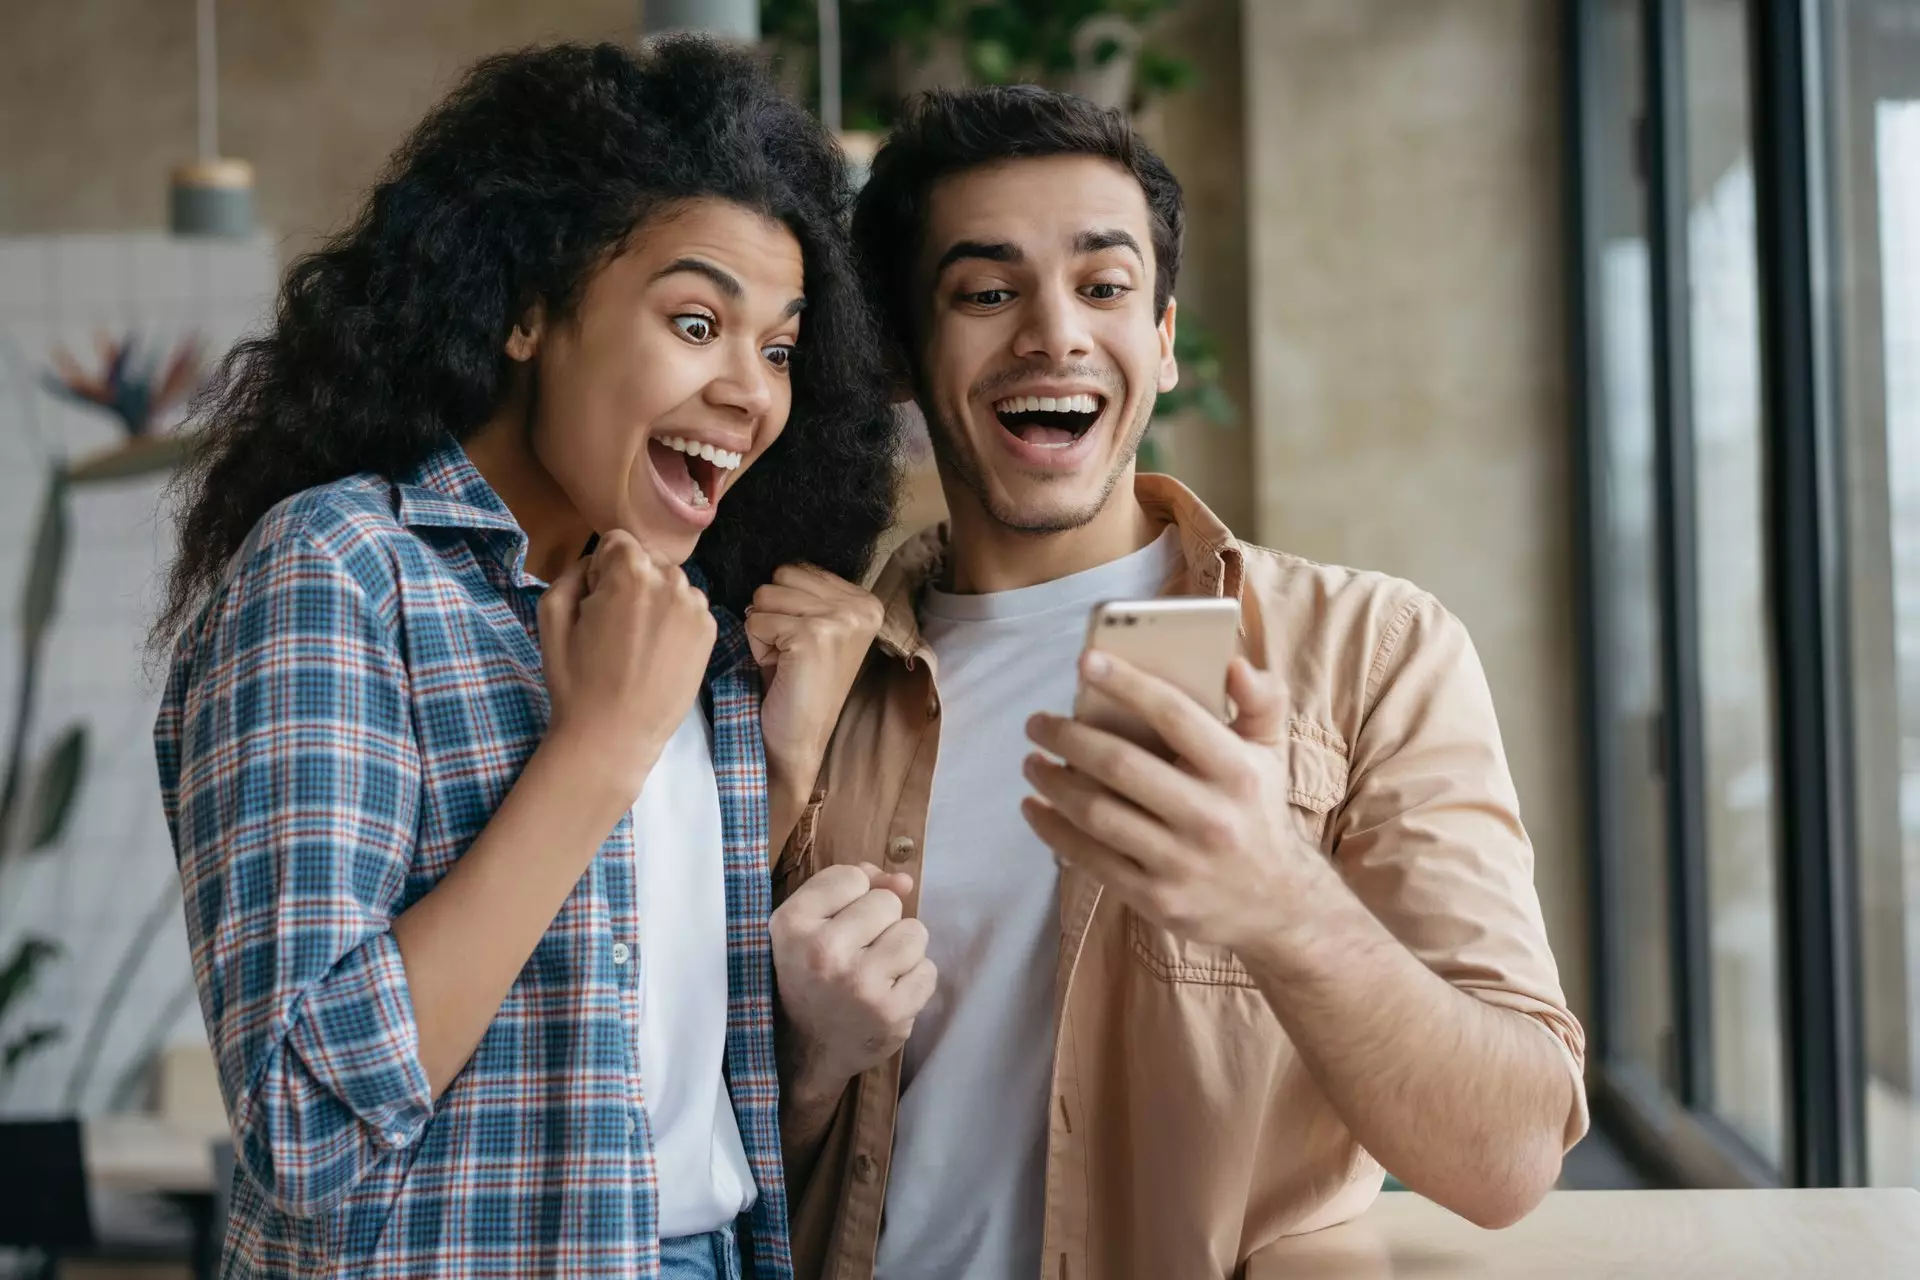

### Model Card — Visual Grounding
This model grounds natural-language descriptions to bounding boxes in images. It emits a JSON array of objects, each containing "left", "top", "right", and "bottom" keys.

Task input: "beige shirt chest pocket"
[{"left": 1128, "top": 719, "right": 1351, "bottom": 987}]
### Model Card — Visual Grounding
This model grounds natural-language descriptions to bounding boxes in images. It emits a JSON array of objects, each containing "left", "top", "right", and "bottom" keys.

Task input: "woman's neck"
[{"left": 463, "top": 404, "right": 591, "bottom": 585}]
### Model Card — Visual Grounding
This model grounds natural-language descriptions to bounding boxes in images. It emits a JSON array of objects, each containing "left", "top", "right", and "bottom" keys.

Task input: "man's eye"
[
  {"left": 672, "top": 314, "right": 716, "bottom": 343},
  {"left": 1086, "top": 283, "right": 1129, "bottom": 301},
  {"left": 763, "top": 343, "right": 795, "bottom": 370},
  {"left": 965, "top": 289, "right": 1012, "bottom": 307}
]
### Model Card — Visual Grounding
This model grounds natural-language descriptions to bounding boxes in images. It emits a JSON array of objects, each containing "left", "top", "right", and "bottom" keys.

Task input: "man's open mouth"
[
  {"left": 993, "top": 393, "right": 1105, "bottom": 449},
  {"left": 647, "top": 434, "right": 743, "bottom": 511}
]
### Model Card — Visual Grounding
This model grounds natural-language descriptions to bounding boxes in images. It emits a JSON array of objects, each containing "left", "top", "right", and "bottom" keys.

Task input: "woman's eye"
[
  {"left": 672, "top": 314, "right": 716, "bottom": 343},
  {"left": 965, "top": 289, "right": 1012, "bottom": 307},
  {"left": 763, "top": 343, "right": 795, "bottom": 370}
]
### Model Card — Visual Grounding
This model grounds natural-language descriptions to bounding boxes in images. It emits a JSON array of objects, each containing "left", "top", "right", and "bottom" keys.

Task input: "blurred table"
[
  {"left": 83, "top": 1114, "right": 218, "bottom": 1196},
  {"left": 1249, "top": 1189, "right": 1920, "bottom": 1278}
]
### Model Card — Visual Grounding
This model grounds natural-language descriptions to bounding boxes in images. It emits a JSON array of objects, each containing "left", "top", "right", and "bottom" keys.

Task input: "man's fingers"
[
  {"left": 1025, "top": 713, "right": 1215, "bottom": 833},
  {"left": 770, "top": 563, "right": 851, "bottom": 593},
  {"left": 1226, "top": 657, "right": 1286, "bottom": 745},
  {"left": 783, "top": 862, "right": 880, "bottom": 922},
  {"left": 1078, "top": 651, "right": 1246, "bottom": 775},
  {"left": 1022, "top": 755, "right": 1187, "bottom": 872},
  {"left": 866, "top": 917, "right": 930, "bottom": 980},
  {"left": 1021, "top": 799, "right": 1176, "bottom": 931},
  {"left": 870, "top": 870, "right": 914, "bottom": 899},
  {"left": 749, "top": 584, "right": 848, "bottom": 618},
  {"left": 819, "top": 884, "right": 906, "bottom": 949},
  {"left": 745, "top": 609, "right": 808, "bottom": 669},
  {"left": 888, "top": 957, "right": 939, "bottom": 1019},
  {"left": 1020, "top": 797, "right": 1151, "bottom": 883}
]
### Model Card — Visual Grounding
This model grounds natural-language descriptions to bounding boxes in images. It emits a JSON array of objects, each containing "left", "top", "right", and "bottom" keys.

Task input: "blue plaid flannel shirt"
[{"left": 153, "top": 439, "right": 793, "bottom": 1278}]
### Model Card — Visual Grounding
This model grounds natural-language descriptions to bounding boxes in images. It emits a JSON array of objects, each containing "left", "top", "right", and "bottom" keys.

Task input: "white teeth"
[
  {"left": 992, "top": 393, "right": 1102, "bottom": 415},
  {"left": 659, "top": 436, "right": 742, "bottom": 470}
]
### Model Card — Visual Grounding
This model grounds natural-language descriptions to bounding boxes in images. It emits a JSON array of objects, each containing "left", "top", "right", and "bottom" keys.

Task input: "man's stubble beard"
[{"left": 921, "top": 391, "right": 1154, "bottom": 537}]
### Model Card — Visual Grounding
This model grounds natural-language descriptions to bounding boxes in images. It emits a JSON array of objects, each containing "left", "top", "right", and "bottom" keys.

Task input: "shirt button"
[
  {"left": 853, "top": 1152, "right": 877, "bottom": 1183},
  {"left": 925, "top": 691, "right": 940, "bottom": 721},
  {"left": 627, "top": 1114, "right": 638, "bottom": 1136},
  {"left": 611, "top": 942, "right": 631, "bottom": 966},
  {"left": 886, "top": 836, "right": 916, "bottom": 866}
]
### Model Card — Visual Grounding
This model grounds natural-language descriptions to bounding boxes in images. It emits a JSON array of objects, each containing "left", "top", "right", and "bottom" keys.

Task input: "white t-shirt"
[
  {"left": 631, "top": 704, "right": 756, "bottom": 1240},
  {"left": 874, "top": 529, "right": 1183, "bottom": 1280}
]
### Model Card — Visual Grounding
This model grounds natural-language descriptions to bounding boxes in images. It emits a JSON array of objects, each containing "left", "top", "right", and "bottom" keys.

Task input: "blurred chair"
[{"left": 0, "top": 1119, "right": 198, "bottom": 1280}]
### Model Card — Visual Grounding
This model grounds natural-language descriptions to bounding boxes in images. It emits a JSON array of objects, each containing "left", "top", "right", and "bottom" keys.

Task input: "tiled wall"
[{"left": 0, "top": 232, "right": 277, "bottom": 1116}]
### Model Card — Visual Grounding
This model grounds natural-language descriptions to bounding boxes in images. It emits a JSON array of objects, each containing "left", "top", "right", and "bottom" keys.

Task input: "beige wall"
[
  {"left": 0, "top": 0, "right": 636, "bottom": 258},
  {"left": 1242, "top": 0, "right": 1589, "bottom": 1022},
  {"left": 1132, "top": 0, "right": 1256, "bottom": 535}
]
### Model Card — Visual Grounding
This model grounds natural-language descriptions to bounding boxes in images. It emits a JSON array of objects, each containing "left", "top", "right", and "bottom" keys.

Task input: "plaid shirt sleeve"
[{"left": 171, "top": 525, "right": 434, "bottom": 1218}]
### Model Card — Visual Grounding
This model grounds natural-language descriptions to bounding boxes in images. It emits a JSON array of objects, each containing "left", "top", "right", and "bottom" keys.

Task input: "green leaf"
[
  {"left": 19, "top": 467, "right": 69, "bottom": 647},
  {"left": 26, "top": 725, "right": 87, "bottom": 850},
  {"left": 1136, "top": 435, "right": 1164, "bottom": 473},
  {"left": 0, "top": 935, "right": 61, "bottom": 1021},
  {"left": 2, "top": 1024, "right": 63, "bottom": 1077},
  {"left": 1198, "top": 384, "right": 1236, "bottom": 426},
  {"left": 968, "top": 38, "right": 1016, "bottom": 84}
]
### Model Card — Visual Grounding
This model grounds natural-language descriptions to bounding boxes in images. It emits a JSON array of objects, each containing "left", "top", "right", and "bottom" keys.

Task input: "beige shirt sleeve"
[{"left": 1331, "top": 590, "right": 1590, "bottom": 1149}]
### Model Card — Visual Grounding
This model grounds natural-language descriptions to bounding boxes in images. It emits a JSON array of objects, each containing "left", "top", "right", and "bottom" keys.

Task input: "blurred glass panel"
[
  {"left": 1683, "top": 0, "right": 1785, "bottom": 1167},
  {"left": 1832, "top": 0, "right": 1920, "bottom": 1192},
  {"left": 1593, "top": 0, "right": 1678, "bottom": 1090}
]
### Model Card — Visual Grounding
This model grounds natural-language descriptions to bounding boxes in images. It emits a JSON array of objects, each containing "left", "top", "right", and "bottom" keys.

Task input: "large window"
[
  {"left": 1570, "top": 0, "right": 1913, "bottom": 1188},
  {"left": 1832, "top": 0, "right": 1920, "bottom": 1190}
]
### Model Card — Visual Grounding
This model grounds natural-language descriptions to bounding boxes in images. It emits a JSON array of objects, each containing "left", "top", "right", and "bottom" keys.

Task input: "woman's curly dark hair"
[{"left": 155, "top": 36, "right": 898, "bottom": 642}]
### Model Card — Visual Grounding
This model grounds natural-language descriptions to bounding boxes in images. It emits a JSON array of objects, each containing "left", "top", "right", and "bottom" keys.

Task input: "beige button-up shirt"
[{"left": 776, "top": 475, "right": 1588, "bottom": 1280}]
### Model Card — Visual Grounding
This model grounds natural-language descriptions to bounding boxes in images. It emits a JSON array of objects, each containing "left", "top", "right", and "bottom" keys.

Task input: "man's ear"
[
  {"left": 1156, "top": 296, "right": 1180, "bottom": 395},
  {"left": 505, "top": 301, "right": 547, "bottom": 362}
]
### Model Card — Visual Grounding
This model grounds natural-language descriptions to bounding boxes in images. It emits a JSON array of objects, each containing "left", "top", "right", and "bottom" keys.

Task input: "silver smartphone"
[{"left": 1071, "top": 597, "right": 1241, "bottom": 755}]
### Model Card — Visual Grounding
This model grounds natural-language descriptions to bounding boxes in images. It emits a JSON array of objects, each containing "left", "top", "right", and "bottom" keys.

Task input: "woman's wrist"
[{"left": 533, "top": 722, "right": 659, "bottom": 826}]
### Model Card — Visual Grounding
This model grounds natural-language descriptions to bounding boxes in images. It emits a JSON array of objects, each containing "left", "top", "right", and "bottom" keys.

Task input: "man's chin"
[{"left": 979, "top": 474, "right": 1116, "bottom": 535}]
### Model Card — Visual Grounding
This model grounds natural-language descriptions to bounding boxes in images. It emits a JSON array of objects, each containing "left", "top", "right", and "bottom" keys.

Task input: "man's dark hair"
[
  {"left": 156, "top": 37, "right": 897, "bottom": 637},
  {"left": 851, "top": 84, "right": 1185, "bottom": 374}
]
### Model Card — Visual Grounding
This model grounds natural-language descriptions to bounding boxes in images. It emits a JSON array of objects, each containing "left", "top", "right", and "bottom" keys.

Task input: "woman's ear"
[{"left": 505, "top": 302, "right": 546, "bottom": 362}]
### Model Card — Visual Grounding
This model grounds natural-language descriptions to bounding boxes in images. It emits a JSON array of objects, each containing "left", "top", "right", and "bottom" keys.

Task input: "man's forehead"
[{"left": 922, "top": 156, "right": 1153, "bottom": 259}]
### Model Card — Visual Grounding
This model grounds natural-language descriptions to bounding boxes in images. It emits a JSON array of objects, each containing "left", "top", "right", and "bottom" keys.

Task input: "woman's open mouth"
[{"left": 646, "top": 433, "right": 744, "bottom": 527}]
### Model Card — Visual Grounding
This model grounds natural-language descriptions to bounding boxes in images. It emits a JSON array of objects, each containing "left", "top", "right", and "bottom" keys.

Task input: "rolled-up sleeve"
[
  {"left": 168, "top": 528, "right": 432, "bottom": 1215},
  {"left": 1332, "top": 590, "right": 1589, "bottom": 1149}
]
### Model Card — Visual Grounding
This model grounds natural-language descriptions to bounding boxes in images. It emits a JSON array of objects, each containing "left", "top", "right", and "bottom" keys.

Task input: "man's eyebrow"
[
  {"left": 1076, "top": 228, "right": 1145, "bottom": 264},
  {"left": 934, "top": 240, "right": 1024, "bottom": 276}
]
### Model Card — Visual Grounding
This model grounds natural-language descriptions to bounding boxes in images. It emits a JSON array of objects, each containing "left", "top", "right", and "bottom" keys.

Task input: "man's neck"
[{"left": 939, "top": 469, "right": 1162, "bottom": 595}]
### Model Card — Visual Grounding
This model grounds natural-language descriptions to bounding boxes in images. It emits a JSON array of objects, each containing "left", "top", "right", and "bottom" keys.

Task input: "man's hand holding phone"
[{"left": 1022, "top": 646, "right": 1347, "bottom": 958}]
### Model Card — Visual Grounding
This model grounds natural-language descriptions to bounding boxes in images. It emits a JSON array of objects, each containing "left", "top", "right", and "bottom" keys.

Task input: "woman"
[{"left": 152, "top": 38, "right": 895, "bottom": 1280}]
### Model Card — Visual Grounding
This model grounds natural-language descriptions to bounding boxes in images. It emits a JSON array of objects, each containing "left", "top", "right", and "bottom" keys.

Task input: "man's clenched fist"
[{"left": 771, "top": 862, "right": 938, "bottom": 1105}]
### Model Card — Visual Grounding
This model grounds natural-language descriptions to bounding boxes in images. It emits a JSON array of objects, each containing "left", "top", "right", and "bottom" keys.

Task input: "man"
[{"left": 759, "top": 85, "right": 1587, "bottom": 1280}]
